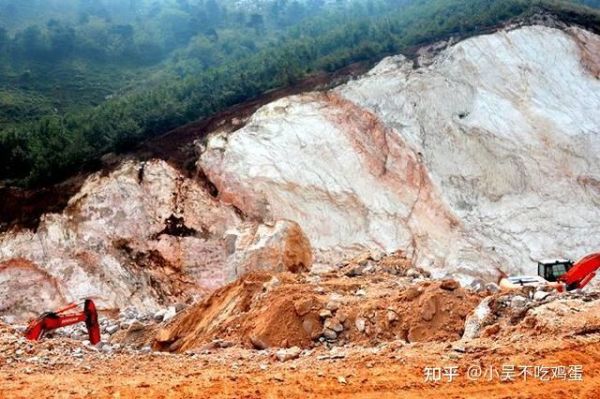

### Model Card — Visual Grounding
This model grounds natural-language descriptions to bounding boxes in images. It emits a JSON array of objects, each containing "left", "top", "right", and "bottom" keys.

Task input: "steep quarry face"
[
  {"left": 200, "top": 93, "right": 465, "bottom": 272},
  {"left": 200, "top": 25, "right": 600, "bottom": 279},
  {"left": 0, "top": 160, "right": 311, "bottom": 320},
  {"left": 1, "top": 24, "right": 598, "bottom": 320}
]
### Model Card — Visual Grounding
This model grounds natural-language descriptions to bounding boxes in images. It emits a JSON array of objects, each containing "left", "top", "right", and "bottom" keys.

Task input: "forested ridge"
[{"left": 1, "top": 0, "right": 599, "bottom": 187}]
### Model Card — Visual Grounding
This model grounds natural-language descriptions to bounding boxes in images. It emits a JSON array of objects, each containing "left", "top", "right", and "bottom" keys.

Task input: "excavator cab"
[
  {"left": 502, "top": 252, "right": 600, "bottom": 292},
  {"left": 538, "top": 259, "right": 574, "bottom": 282}
]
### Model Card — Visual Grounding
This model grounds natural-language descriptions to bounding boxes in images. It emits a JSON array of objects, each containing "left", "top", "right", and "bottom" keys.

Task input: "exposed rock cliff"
[
  {"left": 200, "top": 25, "right": 600, "bottom": 279},
  {"left": 1, "top": 24, "right": 599, "bottom": 319},
  {"left": 0, "top": 160, "right": 311, "bottom": 320}
]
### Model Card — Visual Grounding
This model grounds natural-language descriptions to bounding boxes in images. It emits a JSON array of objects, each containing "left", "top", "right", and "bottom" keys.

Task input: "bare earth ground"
[
  {"left": 3, "top": 254, "right": 600, "bottom": 399},
  {"left": 1, "top": 334, "right": 600, "bottom": 399}
]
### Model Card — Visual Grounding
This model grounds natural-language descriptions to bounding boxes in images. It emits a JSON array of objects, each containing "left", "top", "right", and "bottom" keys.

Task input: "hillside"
[
  {"left": 2, "top": 17, "right": 599, "bottom": 317},
  {"left": 1, "top": 0, "right": 599, "bottom": 188},
  {"left": 1, "top": 2, "right": 600, "bottom": 398}
]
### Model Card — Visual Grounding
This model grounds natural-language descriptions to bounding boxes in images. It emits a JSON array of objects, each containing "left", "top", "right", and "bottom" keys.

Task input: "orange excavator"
[
  {"left": 24, "top": 299, "right": 101, "bottom": 345},
  {"left": 500, "top": 252, "right": 600, "bottom": 292}
]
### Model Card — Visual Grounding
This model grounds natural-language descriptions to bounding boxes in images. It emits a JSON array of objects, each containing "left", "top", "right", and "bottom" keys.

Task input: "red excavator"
[
  {"left": 500, "top": 252, "right": 600, "bottom": 292},
  {"left": 24, "top": 299, "right": 101, "bottom": 345}
]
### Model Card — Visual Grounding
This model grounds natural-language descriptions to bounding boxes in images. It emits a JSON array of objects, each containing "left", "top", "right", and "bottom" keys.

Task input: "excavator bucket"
[{"left": 84, "top": 299, "right": 101, "bottom": 345}]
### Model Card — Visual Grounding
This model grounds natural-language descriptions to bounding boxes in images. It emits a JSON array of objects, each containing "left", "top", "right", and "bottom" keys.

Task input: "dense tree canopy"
[{"left": 0, "top": 0, "right": 599, "bottom": 186}]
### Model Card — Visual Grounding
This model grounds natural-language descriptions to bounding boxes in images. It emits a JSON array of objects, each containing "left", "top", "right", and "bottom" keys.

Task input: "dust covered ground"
[
  {"left": 2, "top": 330, "right": 600, "bottom": 398},
  {"left": 2, "top": 253, "right": 600, "bottom": 398}
]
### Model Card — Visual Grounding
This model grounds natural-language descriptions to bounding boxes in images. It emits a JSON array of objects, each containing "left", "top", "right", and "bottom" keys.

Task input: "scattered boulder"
[
  {"left": 250, "top": 336, "right": 269, "bottom": 350},
  {"left": 485, "top": 283, "right": 500, "bottom": 293},
  {"left": 275, "top": 346, "right": 302, "bottom": 362},
  {"left": 163, "top": 307, "right": 177, "bottom": 322},
  {"left": 325, "top": 294, "right": 343, "bottom": 311},
  {"left": 462, "top": 297, "right": 493, "bottom": 340},
  {"left": 127, "top": 321, "right": 145, "bottom": 333},
  {"left": 511, "top": 296, "right": 528, "bottom": 309},
  {"left": 153, "top": 309, "right": 166, "bottom": 322},
  {"left": 324, "top": 319, "right": 344, "bottom": 333},
  {"left": 345, "top": 264, "right": 365, "bottom": 277},
  {"left": 534, "top": 290, "right": 551, "bottom": 301},
  {"left": 440, "top": 280, "right": 460, "bottom": 291},
  {"left": 101, "top": 343, "right": 113, "bottom": 353},
  {"left": 404, "top": 286, "right": 423, "bottom": 300},
  {"left": 106, "top": 325, "right": 119, "bottom": 335},
  {"left": 355, "top": 318, "right": 366, "bottom": 333},
  {"left": 323, "top": 329, "right": 338, "bottom": 341},
  {"left": 469, "top": 278, "right": 485, "bottom": 292}
]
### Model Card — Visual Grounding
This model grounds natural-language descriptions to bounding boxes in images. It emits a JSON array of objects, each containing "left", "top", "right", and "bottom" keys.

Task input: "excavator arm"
[
  {"left": 24, "top": 299, "right": 101, "bottom": 344},
  {"left": 559, "top": 252, "right": 600, "bottom": 291}
]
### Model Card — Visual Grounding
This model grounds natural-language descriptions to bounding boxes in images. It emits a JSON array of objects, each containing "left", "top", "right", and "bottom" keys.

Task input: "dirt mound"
[
  {"left": 332, "top": 279, "right": 480, "bottom": 344},
  {"left": 149, "top": 254, "right": 481, "bottom": 353},
  {"left": 246, "top": 294, "right": 322, "bottom": 350},
  {"left": 152, "top": 272, "right": 323, "bottom": 352},
  {"left": 465, "top": 290, "right": 600, "bottom": 340}
]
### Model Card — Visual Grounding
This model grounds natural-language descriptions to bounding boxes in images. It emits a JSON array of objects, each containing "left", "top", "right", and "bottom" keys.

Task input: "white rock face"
[
  {"left": 200, "top": 25, "right": 600, "bottom": 280},
  {"left": 200, "top": 93, "right": 465, "bottom": 273},
  {"left": 226, "top": 220, "right": 312, "bottom": 277},
  {"left": 0, "top": 160, "right": 312, "bottom": 320},
  {"left": 2, "top": 24, "right": 599, "bottom": 319}
]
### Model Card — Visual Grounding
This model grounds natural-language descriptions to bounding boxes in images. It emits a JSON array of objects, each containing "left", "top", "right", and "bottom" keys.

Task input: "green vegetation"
[{"left": 1, "top": 0, "right": 599, "bottom": 186}]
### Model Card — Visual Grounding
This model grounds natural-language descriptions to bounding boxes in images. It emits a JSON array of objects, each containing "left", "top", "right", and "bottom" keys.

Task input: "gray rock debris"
[
  {"left": 323, "top": 329, "right": 338, "bottom": 341},
  {"left": 485, "top": 283, "right": 500, "bottom": 293},
  {"left": 534, "top": 290, "right": 551, "bottom": 301},
  {"left": 275, "top": 346, "right": 302, "bottom": 362},
  {"left": 163, "top": 306, "right": 177, "bottom": 322},
  {"left": 106, "top": 325, "right": 119, "bottom": 335},
  {"left": 355, "top": 318, "right": 366, "bottom": 333},
  {"left": 462, "top": 297, "right": 493, "bottom": 340},
  {"left": 153, "top": 309, "right": 166, "bottom": 321},
  {"left": 324, "top": 319, "right": 344, "bottom": 333},
  {"left": 511, "top": 296, "right": 528, "bottom": 309}
]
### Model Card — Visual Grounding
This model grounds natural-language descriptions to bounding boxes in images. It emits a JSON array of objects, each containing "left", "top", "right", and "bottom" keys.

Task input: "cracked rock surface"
[
  {"left": 1, "top": 24, "right": 599, "bottom": 320},
  {"left": 200, "top": 25, "right": 600, "bottom": 281},
  {"left": 0, "top": 160, "right": 312, "bottom": 320}
]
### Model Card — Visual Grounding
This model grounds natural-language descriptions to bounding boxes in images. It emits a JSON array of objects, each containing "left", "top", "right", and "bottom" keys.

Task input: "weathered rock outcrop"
[
  {"left": 225, "top": 220, "right": 312, "bottom": 277},
  {"left": 1, "top": 24, "right": 599, "bottom": 319},
  {"left": 200, "top": 25, "right": 600, "bottom": 280},
  {"left": 0, "top": 160, "right": 311, "bottom": 320}
]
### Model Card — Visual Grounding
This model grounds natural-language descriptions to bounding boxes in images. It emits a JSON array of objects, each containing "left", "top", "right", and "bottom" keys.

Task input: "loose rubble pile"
[
  {"left": 463, "top": 286, "right": 600, "bottom": 340},
  {"left": 2, "top": 248, "right": 600, "bottom": 394},
  {"left": 0, "top": 302, "right": 191, "bottom": 362},
  {"left": 112, "top": 253, "right": 600, "bottom": 357},
  {"left": 124, "top": 252, "right": 484, "bottom": 352},
  {"left": 0, "top": 321, "right": 126, "bottom": 370}
]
